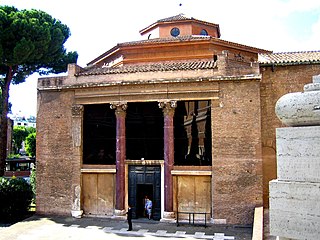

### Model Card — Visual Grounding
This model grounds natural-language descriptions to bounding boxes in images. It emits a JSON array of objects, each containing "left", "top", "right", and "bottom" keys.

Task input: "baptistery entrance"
[{"left": 128, "top": 165, "right": 161, "bottom": 220}]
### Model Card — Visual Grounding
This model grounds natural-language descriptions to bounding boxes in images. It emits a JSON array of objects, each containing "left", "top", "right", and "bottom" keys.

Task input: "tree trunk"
[{"left": 0, "top": 66, "right": 13, "bottom": 176}]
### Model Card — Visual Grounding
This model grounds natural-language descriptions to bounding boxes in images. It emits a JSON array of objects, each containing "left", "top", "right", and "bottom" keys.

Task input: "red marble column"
[
  {"left": 159, "top": 101, "right": 176, "bottom": 213},
  {"left": 111, "top": 103, "right": 127, "bottom": 212}
]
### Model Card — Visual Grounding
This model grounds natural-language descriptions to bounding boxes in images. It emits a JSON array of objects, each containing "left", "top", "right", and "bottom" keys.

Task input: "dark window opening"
[
  {"left": 200, "top": 29, "right": 208, "bottom": 36},
  {"left": 170, "top": 27, "right": 180, "bottom": 37},
  {"left": 174, "top": 100, "right": 212, "bottom": 166},
  {"left": 83, "top": 104, "right": 116, "bottom": 165},
  {"left": 126, "top": 102, "right": 164, "bottom": 160}
]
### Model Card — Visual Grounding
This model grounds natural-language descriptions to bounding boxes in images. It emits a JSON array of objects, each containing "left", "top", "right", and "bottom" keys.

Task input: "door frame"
[{"left": 125, "top": 160, "right": 164, "bottom": 219}]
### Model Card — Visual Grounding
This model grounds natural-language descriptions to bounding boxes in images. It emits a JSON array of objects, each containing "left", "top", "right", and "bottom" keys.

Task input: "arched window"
[{"left": 200, "top": 29, "right": 208, "bottom": 36}]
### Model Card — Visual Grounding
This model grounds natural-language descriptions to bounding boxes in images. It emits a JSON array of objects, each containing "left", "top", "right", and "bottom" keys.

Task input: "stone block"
[
  {"left": 276, "top": 126, "right": 320, "bottom": 182},
  {"left": 269, "top": 180, "right": 320, "bottom": 239},
  {"left": 313, "top": 74, "right": 320, "bottom": 83}
]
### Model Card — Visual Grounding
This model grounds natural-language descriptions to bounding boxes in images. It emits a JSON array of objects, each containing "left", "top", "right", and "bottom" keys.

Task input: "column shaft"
[
  {"left": 164, "top": 114, "right": 174, "bottom": 211},
  {"left": 111, "top": 103, "right": 127, "bottom": 211},
  {"left": 159, "top": 101, "right": 176, "bottom": 213}
]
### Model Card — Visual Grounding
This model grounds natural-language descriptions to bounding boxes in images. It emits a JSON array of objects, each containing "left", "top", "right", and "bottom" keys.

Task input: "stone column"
[
  {"left": 110, "top": 102, "right": 127, "bottom": 216},
  {"left": 71, "top": 104, "right": 84, "bottom": 218},
  {"left": 159, "top": 100, "right": 177, "bottom": 220}
]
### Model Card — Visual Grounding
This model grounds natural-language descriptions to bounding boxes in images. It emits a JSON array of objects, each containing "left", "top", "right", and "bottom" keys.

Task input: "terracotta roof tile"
[
  {"left": 157, "top": 13, "right": 219, "bottom": 27},
  {"left": 88, "top": 35, "right": 270, "bottom": 66},
  {"left": 119, "top": 35, "right": 210, "bottom": 46},
  {"left": 259, "top": 51, "right": 320, "bottom": 65},
  {"left": 140, "top": 14, "right": 220, "bottom": 34},
  {"left": 78, "top": 60, "right": 216, "bottom": 76},
  {"left": 118, "top": 35, "right": 269, "bottom": 53},
  {"left": 157, "top": 14, "right": 190, "bottom": 22}
]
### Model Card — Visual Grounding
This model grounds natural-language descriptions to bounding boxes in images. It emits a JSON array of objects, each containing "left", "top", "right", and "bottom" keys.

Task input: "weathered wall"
[
  {"left": 82, "top": 173, "right": 115, "bottom": 216},
  {"left": 260, "top": 64, "right": 320, "bottom": 207},
  {"left": 36, "top": 90, "right": 80, "bottom": 215},
  {"left": 173, "top": 175, "right": 211, "bottom": 220},
  {"left": 212, "top": 79, "right": 263, "bottom": 224}
]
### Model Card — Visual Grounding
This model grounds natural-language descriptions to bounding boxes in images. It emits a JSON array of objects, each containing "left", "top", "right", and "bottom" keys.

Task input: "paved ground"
[{"left": 0, "top": 215, "right": 253, "bottom": 240}]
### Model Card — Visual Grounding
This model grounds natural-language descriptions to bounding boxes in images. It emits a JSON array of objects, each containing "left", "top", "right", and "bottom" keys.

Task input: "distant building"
[{"left": 11, "top": 115, "right": 36, "bottom": 128}]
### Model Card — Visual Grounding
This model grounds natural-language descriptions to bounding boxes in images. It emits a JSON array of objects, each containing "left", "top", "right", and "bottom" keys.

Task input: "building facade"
[{"left": 36, "top": 14, "right": 320, "bottom": 224}]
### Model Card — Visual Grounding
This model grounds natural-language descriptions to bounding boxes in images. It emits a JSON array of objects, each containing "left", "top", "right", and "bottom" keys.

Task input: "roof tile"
[
  {"left": 259, "top": 51, "right": 320, "bottom": 65},
  {"left": 78, "top": 60, "right": 216, "bottom": 76}
]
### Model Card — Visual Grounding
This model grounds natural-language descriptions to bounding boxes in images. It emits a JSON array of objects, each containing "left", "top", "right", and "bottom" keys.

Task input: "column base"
[
  {"left": 160, "top": 211, "right": 176, "bottom": 223},
  {"left": 71, "top": 210, "right": 83, "bottom": 218},
  {"left": 112, "top": 209, "right": 126, "bottom": 220}
]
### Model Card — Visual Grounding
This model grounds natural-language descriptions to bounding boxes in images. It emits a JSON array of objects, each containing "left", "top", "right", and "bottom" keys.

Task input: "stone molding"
[
  {"left": 81, "top": 168, "right": 116, "bottom": 173},
  {"left": 171, "top": 170, "right": 212, "bottom": 175}
]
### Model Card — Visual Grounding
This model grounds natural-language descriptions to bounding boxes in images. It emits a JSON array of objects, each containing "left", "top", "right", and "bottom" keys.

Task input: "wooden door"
[{"left": 128, "top": 165, "right": 161, "bottom": 220}]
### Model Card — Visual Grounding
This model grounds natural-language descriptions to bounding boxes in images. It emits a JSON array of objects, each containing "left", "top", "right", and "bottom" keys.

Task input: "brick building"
[{"left": 36, "top": 14, "right": 320, "bottom": 224}]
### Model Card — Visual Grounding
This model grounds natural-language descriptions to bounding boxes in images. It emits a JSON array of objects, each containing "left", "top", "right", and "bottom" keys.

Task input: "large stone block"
[
  {"left": 269, "top": 180, "right": 320, "bottom": 239},
  {"left": 276, "top": 126, "right": 320, "bottom": 182}
]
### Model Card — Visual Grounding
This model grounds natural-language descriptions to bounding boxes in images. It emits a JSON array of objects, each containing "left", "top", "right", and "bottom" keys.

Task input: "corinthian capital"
[
  {"left": 72, "top": 105, "right": 84, "bottom": 117},
  {"left": 158, "top": 100, "right": 177, "bottom": 116},
  {"left": 110, "top": 102, "right": 127, "bottom": 117}
]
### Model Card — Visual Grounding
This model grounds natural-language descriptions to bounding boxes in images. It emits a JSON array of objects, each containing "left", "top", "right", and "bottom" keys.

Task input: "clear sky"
[{"left": 2, "top": 0, "right": 320, "bottom": 117}]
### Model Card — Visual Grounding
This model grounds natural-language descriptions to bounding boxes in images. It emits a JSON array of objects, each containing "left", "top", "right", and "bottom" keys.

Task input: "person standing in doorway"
[
  {"left": 143, "top": 195, "right": 148, "bottom": 217},
  {"left": 145, "top": 197, "right": 152, "bottom": 220},
  {"left": 126, "top": 204, "right": 133, "bottom": 231}
]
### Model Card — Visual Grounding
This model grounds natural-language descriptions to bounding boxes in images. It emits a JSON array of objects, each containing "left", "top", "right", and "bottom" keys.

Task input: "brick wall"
[
  {"left": 36, "top": 90, "right": 81, "bottom": 215},
  {"left": 260, "top": 63, "right": 320, "bottom": 207},
  {"left": 212, "top": 79, "right": 263, "bottom": 224}
]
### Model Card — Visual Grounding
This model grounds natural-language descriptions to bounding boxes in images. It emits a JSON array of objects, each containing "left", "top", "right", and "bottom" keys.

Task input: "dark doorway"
[
  {"left": 136, "top": 184, "right": 153, "bottom": 218},
  {"left": 128, "top": 165, "right": 161, "bottom": 220}
]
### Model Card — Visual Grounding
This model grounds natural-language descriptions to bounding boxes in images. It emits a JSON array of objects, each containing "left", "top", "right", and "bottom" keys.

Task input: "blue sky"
[{"left": 2, "top": 0, "right": 320, "bottom": 117}]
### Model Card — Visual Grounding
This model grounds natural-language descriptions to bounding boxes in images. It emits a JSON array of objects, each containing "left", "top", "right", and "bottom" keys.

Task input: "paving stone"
[
  {"left": 195, "top": 232, "right": 206, "bottom": 236},
  {"left": 155, "top": 230, "right": 167, "bottom": 235},
  {"left": 175, "top": 230, "right": 187, "bottom": 235},
  {"left": 102, "top": 226, "right": 113, "bottom": 231},
  {"left": 69, "top": 224, "right": 80, "bottom": 228},
  {"left": 86, "top": 225, "right": 100, "bottom": 229}
]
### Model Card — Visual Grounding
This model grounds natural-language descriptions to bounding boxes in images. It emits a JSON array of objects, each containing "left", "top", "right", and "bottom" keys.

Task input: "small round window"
[
  {"left": 200, "top": 29, "right": 208, "bottom": 36},
  {"left": 170, "top": 27, "right": 180, "bottom": 37}
]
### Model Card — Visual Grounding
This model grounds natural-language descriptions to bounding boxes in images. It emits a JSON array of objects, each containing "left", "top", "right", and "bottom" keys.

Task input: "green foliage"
[
  {"left": 0, "top": 177, "right": 33, "bottom": 222},
  {"left": 0, "top": 6, "right": 77, "bottom": 176},
  {"left": 0, "top": 6, "right": 78, "bottom": 83},
  {"left": 25, "top": 132, "right": 36, "bottom": 157},
  {"left": 26, "top": 126, "right": 36, "bottom": 134},
  {"left": 12, "top": 126, "right": 29, "bottom": 154},
  {"left": 7, "top": 153, "right": 20, "bottom": 159},
  {"left": 30, "top": 166, "right": 36, "bottom": 196}
]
